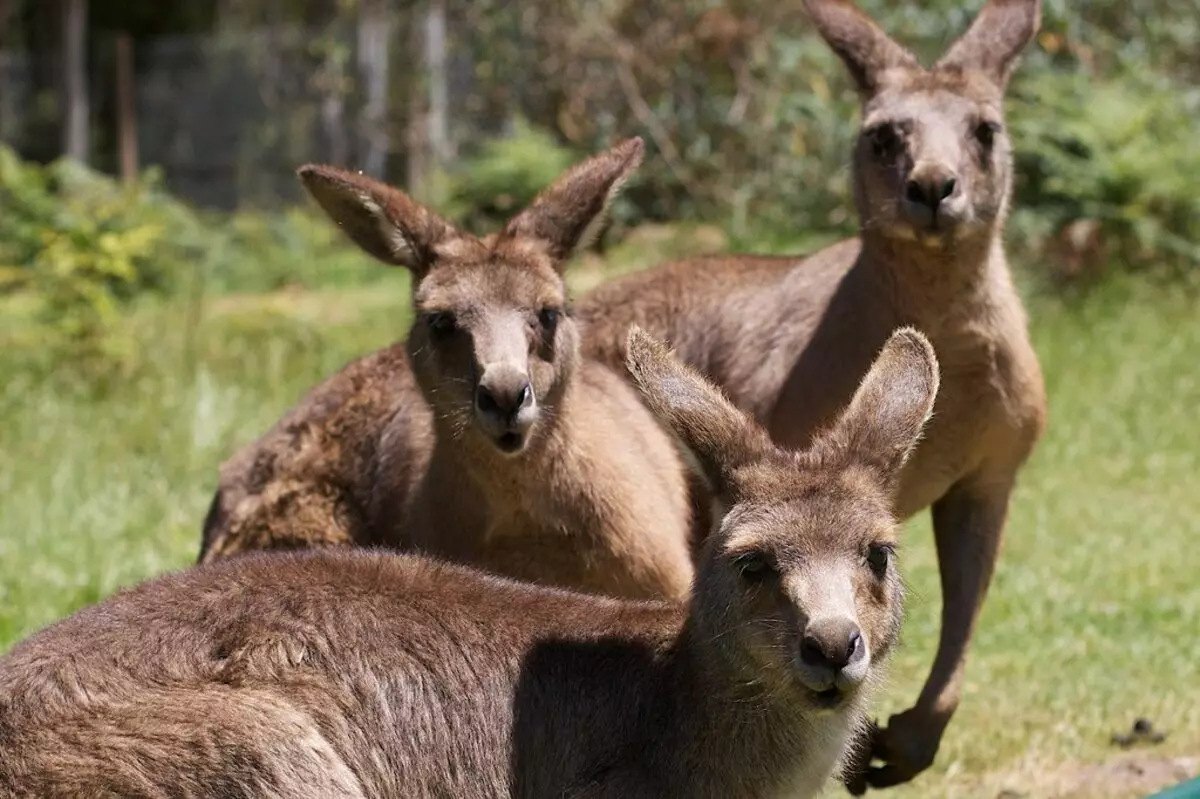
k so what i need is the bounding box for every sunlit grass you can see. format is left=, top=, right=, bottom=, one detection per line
left=0, top=266, right=1196, bottom=797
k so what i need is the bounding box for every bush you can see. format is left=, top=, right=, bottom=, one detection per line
left=0, top=146, right=207, bottom=363
left=440, top=118, right=579, bottom=235
left=199, top=205, right=380, bottom=295
left=1007, top=68, right=1200, bottom=282
left=0, top=146, right=388, bottom=372
left=466, top=0, right=1198, bottom=286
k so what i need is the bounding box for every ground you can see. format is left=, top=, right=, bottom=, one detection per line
left=0, top=248, right=1196, bottom=798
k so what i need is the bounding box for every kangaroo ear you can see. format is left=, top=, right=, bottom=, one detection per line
left=500, top=137, right=644, bottom=266
left=826, top=327, right=940, bottom=488
left=625, top=326, right=774, bottom=498
left=935, top=0, right=1041, bottom=88
left=297, top=165, right=460, bottom=274
left=804, top=0, right=919, bottom=96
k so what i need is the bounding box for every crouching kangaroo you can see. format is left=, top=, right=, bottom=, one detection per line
left=0, top=327, right=939, bottom=799
left=200, top=139, right=696, bottom=602
left=579, top=0, right=1048, bottom=788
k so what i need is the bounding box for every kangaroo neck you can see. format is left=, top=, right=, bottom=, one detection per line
left=645, top=617, right=855, bottom=797
left=855, top=226, right=1005, bottom=332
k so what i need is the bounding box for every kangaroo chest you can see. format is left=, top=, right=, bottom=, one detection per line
left=770, top=328, right=1019, bottom=521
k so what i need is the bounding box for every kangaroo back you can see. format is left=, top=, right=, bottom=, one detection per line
left=3, top=326, right=939, bottom=799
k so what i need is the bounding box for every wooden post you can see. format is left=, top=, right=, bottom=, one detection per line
left=115, top=31, right=138, bottom=183
left=61, top=0, right=88, bottom=162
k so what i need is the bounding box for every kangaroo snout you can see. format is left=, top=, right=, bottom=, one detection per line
left=475, top=364, right=537, bottom=452
left=797, top=616, right=868, bottom=695
left=902, top=162, right=963, bottom=229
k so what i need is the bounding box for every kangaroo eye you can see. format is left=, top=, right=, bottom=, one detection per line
left=733, top=551, right=776, bottom=582
left=866, top=124, right=902, bottom=160
left=538, top=307, right=560, bottom=333
left=974, top=121, right=1000, bottom=149
left=424, top=312, right=457, bottom=337
left=866, top=543, right=893, bottom=577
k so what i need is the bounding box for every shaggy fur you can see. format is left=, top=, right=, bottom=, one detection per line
left=201, top=140, right=696, bottom=602
left=1, top=328, right=938, bottom=799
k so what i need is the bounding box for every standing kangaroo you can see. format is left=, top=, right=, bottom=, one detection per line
left=200, top=139, right=696, bottom=602
left=0, top=327, right=939, bottom=799
left=580, top=0, right=1047, bottom=789
left=200, top=0, right=1045, bottom=787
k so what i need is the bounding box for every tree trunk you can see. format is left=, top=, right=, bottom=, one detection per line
left=424, top=0, right=449, bottom=170
left=61, top=0, right=88, bottom=162
left=356, top=0, right=391, bottom=177
left=115, top=31, right=138, bottom=183
left=0, top=0, right=14, bottom=40
left=320, top=52, right=348, bottom=166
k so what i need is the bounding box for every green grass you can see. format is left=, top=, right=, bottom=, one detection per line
left=0, top=263, right=1197, bottom=797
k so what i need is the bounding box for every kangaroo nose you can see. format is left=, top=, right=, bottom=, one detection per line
left=800, top=619, right=864, bottom=672
left=905, top=172, right=957, bottom=213
left=475, top=379, right=533, bottom=421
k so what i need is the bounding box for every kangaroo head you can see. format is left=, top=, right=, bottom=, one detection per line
left=298, top=138, right=644, bottom=457
left=627, top=326, right=939, bottom=711
left=805, top=0, right=1039, bottom=248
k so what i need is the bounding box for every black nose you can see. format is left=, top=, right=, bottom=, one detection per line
left=475, top=381, right=533, bottom=421
left=905, top=175, right=957, bottom=212
left=800, top=620, right=863, bottom=672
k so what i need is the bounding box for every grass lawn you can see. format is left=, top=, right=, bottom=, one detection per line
left=0, top=260, right=1196, bottom=797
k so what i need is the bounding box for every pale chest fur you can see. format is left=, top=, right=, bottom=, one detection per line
left=893, top=321, right=1044, bottom=518
left=767, top=713, right=857, bottom=799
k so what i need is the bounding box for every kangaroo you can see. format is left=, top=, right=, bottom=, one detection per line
left=0, top=326, right=938, bottom=799
left=200, top=139, right=697, bottom=603
left=578, top=0, right=1048, bottom=789
left=199, top=0, right=1045, bottom=786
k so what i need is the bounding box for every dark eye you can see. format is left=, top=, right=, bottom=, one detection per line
left=538, top=307, right=560, bottom=334
left=866, top=543, right=893, bottom=577
left=866, top=124, right=902, bottom=160
left=424, top=311, right=457, bottom=337
left=733, top=551, right=775, bottom=582
left=974, top=121, right=1000, bottom=150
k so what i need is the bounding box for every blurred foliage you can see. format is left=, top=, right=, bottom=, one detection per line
left=3, top=0, right=1197, bottom=320
left=0, top=144, right=382, bottom=370
left=1007, top=69, right=1200, bottom=282
left=457, top=0, right=1200, bottom=283
left=0, top=145, right=191, bottom=364
left=440, top=118, right=578, bottom=235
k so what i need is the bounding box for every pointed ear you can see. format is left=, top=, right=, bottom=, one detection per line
left=804, top=0, right=919, bottom=96
left=297, top=165, right=459, bottom=273
left=828, top=327, right=940, bottom=486
left=935, top=0, right=1040, bottom=88
left=500, top=137, right=644, bottom=265
left=625, top=326, right=774, bottom=497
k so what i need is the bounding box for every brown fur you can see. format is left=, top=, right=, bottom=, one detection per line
left=200, top=0, right=1046, bottom=787
left=0, top=327, right=938, bottom=799
left=580, top=0, right=1047, bottom=790
left=200, top=140, right=696, bottom=602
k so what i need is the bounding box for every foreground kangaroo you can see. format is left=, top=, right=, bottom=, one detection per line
left=580, top=0, right=1048, bottom=789
left=200, top=0, right=1045, bottom=786
left=0, top=327, right=938, bottom=799
left=200, top=140, right=696, bottom=601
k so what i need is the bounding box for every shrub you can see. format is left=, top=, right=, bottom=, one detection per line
left=0, top=147, right=206, bottom=364
left=1007, top=68, right=1200, bottom=282
left=440, top=118, right=579, bottom=235
left=0, top=146, right=385, bottom=371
